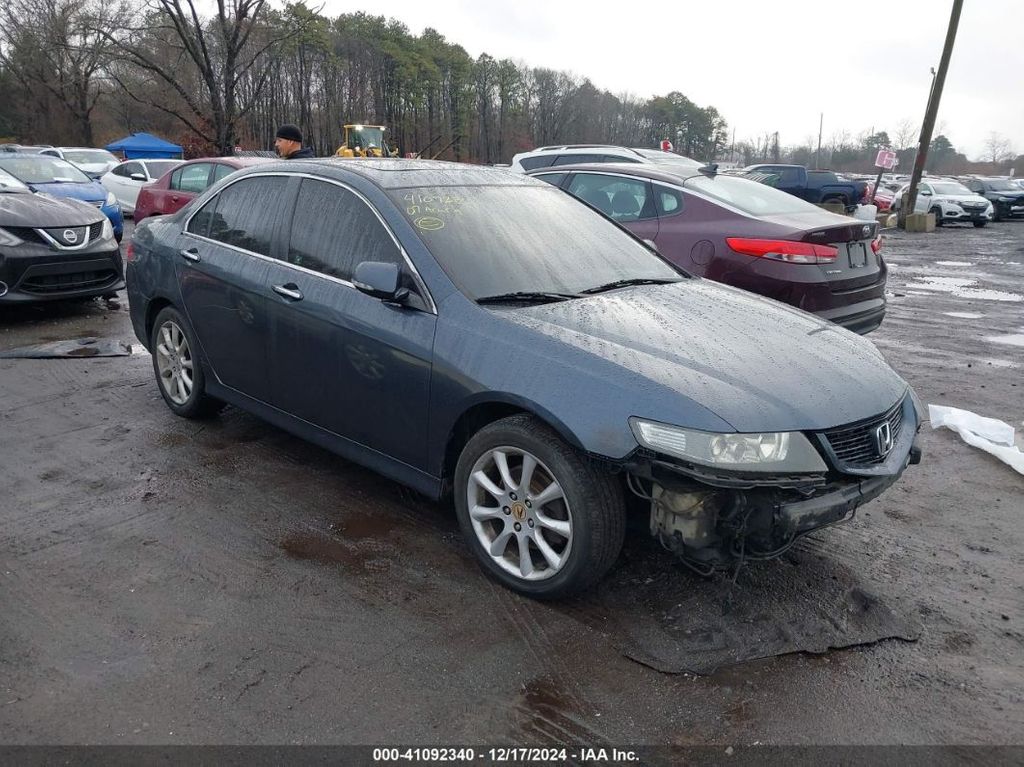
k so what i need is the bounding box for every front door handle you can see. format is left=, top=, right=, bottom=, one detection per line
left=179, top=247, right=200, bottom=263
left=272, top=283, right=303, bottom=301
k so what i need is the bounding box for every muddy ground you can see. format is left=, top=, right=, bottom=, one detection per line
left=1, top=220, right=1021, bottom=746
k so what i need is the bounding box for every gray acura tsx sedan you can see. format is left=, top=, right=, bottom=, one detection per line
left=126, top=159, right=922, bottom=599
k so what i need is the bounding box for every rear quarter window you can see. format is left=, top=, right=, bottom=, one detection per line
left=518, top=155, right=557, bottom=171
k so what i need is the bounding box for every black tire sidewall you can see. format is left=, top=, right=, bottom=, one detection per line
left=150, top=306, right=209, bottom=418
left=453, top=415, right=623, bottom=599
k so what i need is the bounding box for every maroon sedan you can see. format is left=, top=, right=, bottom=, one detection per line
left=529, top=163, right=886, bottom=335
left=134, top=156, right=274, bottom=221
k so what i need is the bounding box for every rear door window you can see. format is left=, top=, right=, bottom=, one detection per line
left=171, top=163, right=213, bottom=194
left=205, top=176, right=288, bottom=256
left=567, top=173, right=655, bottom=222
left=286, top=178, right=402, bottom=281
left=212, top=163, right=236, bottom=184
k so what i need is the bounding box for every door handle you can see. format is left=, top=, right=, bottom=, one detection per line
left=179, top=247, right=200, bottom=263
left=171, top=195, right=179, bottom=203
left=272, top=283, right=303, bottom=301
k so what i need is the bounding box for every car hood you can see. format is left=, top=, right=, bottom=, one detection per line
left=0, top=190, right=104, bottom=226
left=933, top=193, right=989, bottom=205
left=502, top=280, right=907, bottom=433
left=28, top=181, right=106, bottom=203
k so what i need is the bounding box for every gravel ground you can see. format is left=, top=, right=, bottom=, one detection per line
left=0, top=219, right=1021, bottom=746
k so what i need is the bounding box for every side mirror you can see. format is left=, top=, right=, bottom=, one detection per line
left=920, top=189, right=932, bottom=196
left=130, top=173, right=147, bottom=182
left=353, top=261, right=409, bottom=303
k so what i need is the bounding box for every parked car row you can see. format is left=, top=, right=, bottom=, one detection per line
left=888, top=178, right=994, bottom=226
left=124, top=157, right=922, bottom=598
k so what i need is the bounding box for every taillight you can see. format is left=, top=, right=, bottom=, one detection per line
left=725, top=237, right=838, bottom=264
left=124, top=241, right=134, bottom=262
left=870, top=235, right=882, bottom=255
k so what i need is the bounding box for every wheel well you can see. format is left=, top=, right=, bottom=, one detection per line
left=442, top=403, right=525, bottom=485
left=144, top=297, right=174, bottom=345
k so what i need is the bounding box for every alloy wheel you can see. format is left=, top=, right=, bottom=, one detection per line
left=466, top=446, right=573, bottom=581
left=155, top=320, right=194, bottom=406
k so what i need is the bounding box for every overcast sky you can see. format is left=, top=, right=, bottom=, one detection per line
left=318, top=0, right=1024, bottom=161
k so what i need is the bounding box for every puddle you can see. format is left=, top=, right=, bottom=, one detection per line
left=280, top=532, right=373, bottom=569
left=904, top=276, right=1022, bottom=302
left=985, top=334, right=1024, bottom=348
left=935, top=261, right=975, bottom=267
left=0, top=337, right=133, bottom=358
left=944, top=312, right=985, bottom=319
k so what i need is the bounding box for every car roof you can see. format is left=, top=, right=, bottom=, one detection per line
left=242, top=158, right=544, bottom=189
left=527, top=161, right=707, bottom=185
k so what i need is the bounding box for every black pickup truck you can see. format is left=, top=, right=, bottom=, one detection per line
left=742, top=164, right=868, bottom=213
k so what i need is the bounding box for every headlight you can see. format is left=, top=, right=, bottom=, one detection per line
left=630, top=418, right=827, bottom=473
left=100, top=217, right=113, bottom=241
left=0, top=227, right=23, bottom=247
left=105, top=191, right=117, bottom=207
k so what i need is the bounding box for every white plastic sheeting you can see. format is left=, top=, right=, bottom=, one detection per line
left=929, top=404, right=1024, bottom=476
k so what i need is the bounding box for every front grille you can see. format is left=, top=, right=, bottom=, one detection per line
left=40, top=225, right=88, bottom=247
left=5, top=226, right=47, bottom=245
left=89, top=221, right=104, bottom=240
left=821, top=399, right=905, bottom=468
left=21, top=269, right=118, bottom=294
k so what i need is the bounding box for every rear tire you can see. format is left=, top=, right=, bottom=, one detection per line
left=150, top=306, right=224, bottom=419
left=453, top=414, right=626, bottom=599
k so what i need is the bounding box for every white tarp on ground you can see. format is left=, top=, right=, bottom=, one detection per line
left=929, top=404, right=1024, bottom=476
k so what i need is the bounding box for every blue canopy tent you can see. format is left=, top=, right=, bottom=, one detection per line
left=105, top=133, right=184, bottom=160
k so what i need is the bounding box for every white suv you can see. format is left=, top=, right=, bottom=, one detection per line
left=510, top=145, right=703, bottom=173
left=891, top=178, right=993, bottom=227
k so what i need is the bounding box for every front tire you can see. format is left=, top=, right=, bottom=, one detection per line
left=453, top=414, right=626, bottom=599
left=973, top=220, right=987, bottom=228
left=150, top=306, right=223, bottom=419
left=930, top=207, right=944, bottom=227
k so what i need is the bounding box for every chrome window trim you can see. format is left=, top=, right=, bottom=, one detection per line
left=181, top=171, right=437, bottom=315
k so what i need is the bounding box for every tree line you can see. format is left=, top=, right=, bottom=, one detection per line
left=0, top=0, right=728, bottom=163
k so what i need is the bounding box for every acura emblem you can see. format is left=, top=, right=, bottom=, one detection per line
left=63, top=228, right=78, bottom=244
left=874, top=422, right=894, bottom=457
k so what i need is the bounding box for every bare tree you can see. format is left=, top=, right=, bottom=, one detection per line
left=103, top=0, right=312, bottom=155
left=892, top=118, right=918, bottom=151
left=0, top=0, right=126, bottom=144
left=984, top=131, right=1014, bottom=164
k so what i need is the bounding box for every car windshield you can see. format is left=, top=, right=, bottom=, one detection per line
left=387, top=185, right=681, bottom=300
left=63, top=149, right=117, bottom=165
left=985, top=179, right=1019, bottom=192
left=931, top=182, right=972, bottom=195
left=143, top=160, right=180, bottom=178
left=684, top=175, right=823, bottom=216
left=0, top=156, right=92, bottom=184
left=0, top=168, right=29, bottom=191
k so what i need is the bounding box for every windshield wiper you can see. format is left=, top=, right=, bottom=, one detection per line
left=578, top=277, right=680, bottom=295
left=476, top=291, right=580, bottom=305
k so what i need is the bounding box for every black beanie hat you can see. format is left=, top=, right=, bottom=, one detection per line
left=276, top=124, right=303, bottom=143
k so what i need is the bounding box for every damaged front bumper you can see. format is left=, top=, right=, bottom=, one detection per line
left=627, top=396, right=923, bottom=571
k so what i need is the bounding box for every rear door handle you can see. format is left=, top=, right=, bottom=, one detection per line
left=171, top=195, right=180, bottom=203
left=179, top=247, right=200, bottom=263
left=272, top=283, right=303, bottom=301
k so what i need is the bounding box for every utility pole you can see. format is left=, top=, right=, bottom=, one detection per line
left=903, top=0, right=963, bottom=226
left=815, top=113, right=823, bottom=169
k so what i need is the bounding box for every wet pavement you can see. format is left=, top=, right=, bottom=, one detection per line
left=1, top=220, right=1022, bottom=745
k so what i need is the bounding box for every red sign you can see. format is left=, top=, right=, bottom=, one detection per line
left=875, top=149, right=897, bottom=169
left=660, top=139, right=674, bottom=152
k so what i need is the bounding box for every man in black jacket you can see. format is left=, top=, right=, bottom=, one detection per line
left=274, top=124, right=315, bottom=159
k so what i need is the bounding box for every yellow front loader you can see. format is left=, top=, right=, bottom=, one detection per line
left=335, top=124, right=398, bottom=158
